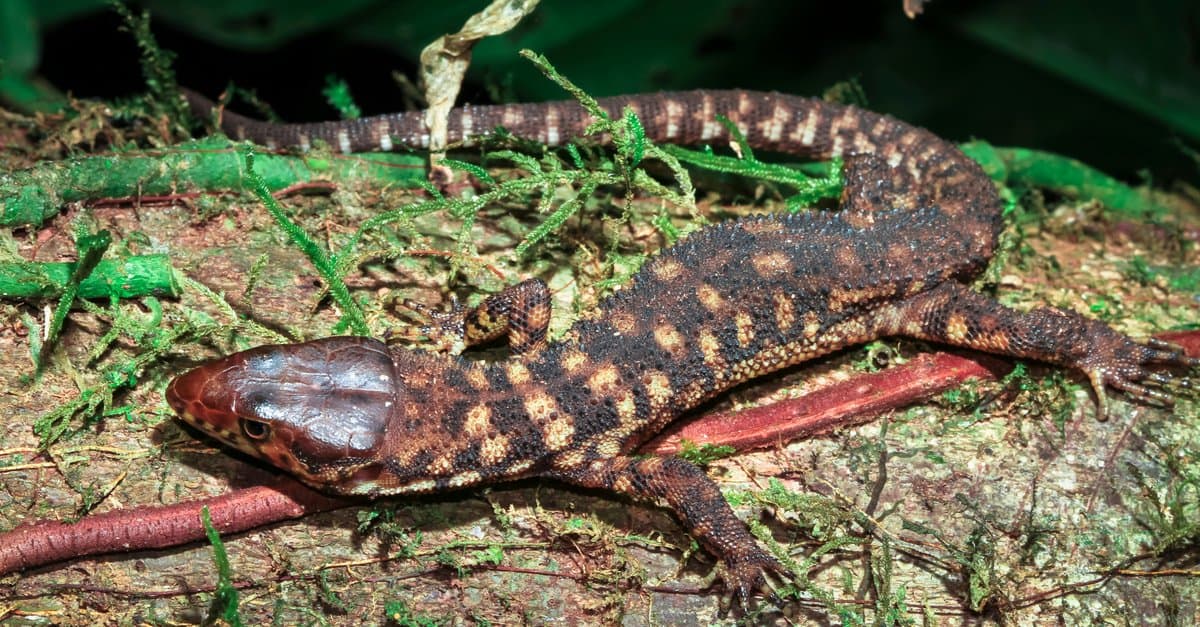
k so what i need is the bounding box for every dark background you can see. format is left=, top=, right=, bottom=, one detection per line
left=3, top=0, right=1198, bottom=182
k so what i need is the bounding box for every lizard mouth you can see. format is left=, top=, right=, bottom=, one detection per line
left=166, top=369, right=264, bottom=460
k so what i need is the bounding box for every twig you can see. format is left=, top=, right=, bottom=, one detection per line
left=0, top=479, right=347, bottom=576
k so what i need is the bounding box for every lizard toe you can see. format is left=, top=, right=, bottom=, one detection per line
left=1081, top=336, right=1197, bottom=419
left=724, top=546, right=789, bottom=611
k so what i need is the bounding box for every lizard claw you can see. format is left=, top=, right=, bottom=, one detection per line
left=722, top=546, right=790, bottom=612
left=385, top=296, right=469, bottom=354
left=1080, top=334, right=1198, bottom=420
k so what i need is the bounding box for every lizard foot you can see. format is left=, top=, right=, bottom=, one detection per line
left=385, top=296, right=468, bottom=354
left=1078, top=334, right=1198, bottom=419
left=722, top=545, right=790, bottom=611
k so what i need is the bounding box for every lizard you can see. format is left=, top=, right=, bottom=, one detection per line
left=167, top=88, right=1197, bottom=604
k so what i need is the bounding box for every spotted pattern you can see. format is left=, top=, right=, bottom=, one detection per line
left=171, top=87, right=1198, bottom=605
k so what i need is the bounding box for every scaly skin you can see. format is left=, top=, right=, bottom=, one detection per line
left=168, top=90, right=1198, bottom=604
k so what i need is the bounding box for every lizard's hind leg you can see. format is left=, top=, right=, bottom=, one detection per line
left=871, top=282, right=1198, bottom=418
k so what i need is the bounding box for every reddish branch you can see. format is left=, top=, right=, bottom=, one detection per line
left=1, top=332, right=1196, bottom=578
left=645, top=350, right=1011, bottom=455
left=0, top=480, right=347, bottom=576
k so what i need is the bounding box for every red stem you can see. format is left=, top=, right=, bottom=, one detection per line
left=643, top=350, right=1012, bottom=455
left=0, top=480, right=346, bottom=576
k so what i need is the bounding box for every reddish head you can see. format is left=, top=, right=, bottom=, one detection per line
left=166, top=336, right=397, bottom=489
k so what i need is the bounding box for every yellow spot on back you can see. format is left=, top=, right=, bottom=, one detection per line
left=481, top=435, right=511, bottom=465
left=750, top=251, right=791, bottom=277
left=615, top=390, right=638, bottom=422
left=735, top=311, right=755, bottom=347
left=791, top=110, right=820, bottom=145
left=736, top=92, right=752, bottom=116
left=803, top=311, right=821, bottom=338
left=464, top=404, right=492, bottom=437
left=506, top=361, right=531, bottom=385
left=981, top=331, right=1010, bottom=352
left=773, top=292, right=796, bottom=333
left=842, top=318, right=868, bottom=340
left=543, top=415, right=576, bottom=451
left=430, top=453, right=456, bottom=475
left=553, top=449, right=587, bottom=470
left=465, top=366, right=490, bottom=390
left=829, top=283, right=898, bottom=313
left=699, top=93, right=716, bottom=130
left=946, top=313, right=970, bottom=342
left=834, top=248, right=858, bottom=270
left=588, top=364, right=621, bottom=395
left=698, top=329, right=725, bottom=369
left=405, top=371, right=432, bottom=389
left=852, top=131, right=873, bottom=153
left=502, top=107, right=524, bottom=127
left=593, top=439, right=621, bottom=457
left=887, top=242, right=915, bottom=267
left=654, top=323, right=685, bottom=354
left=524, top=390, right=559, bottom=423
left=664, top=99, right=683, bottom=138
left=560, top=348, right=588, bottom=373
left=696, top=283, right=726, bottom=313
left=652, top=258, right=684, bottom=282
left=610, top=311, right=637, bottom=334
left=643, top=371, right=673, bottom=410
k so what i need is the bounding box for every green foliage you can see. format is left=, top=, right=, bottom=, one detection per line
left=961, top=529, right=997, bottom=613
left=434, top=546, right=464, bottom=577
left=201, top=506, right=245, bottom=627
left=3, top=0, right=1197, bottom=180
left=111, top=1, right=186, bottom=123
left=316, top=570, right=350, bottom=613
left=0, top=136, right=426, bottom=228
left=901, top=519, right=998, bottom=613
left=322, top=75, right=361, bottom=120
left=472, top=544, right=504, bottom=566
left=356, top=505, right=426, bottom=560
left=241, top=145, right=370, bottom=335
left=958, top=142, right=1172, bottom=220
left=324, top=51, right=705, bottom=287
left=661, top=115, right=843, bottom=213
left=514, top=179, right=598, bottom=258
left=939, top=383, right=983, bottom=415
left=620, top=108, right=645, bottom=168
left=439, top=157, right=495, bottom=186
left=1123, top=426, right=1200, bottom=560
left=31, top=271, right=284, bottom=448
left=33, top=300, right=196, bottom=446
left=37, top=223, right=111, bottom=368
left=747, top=478, right=857, bottom=539
left=675, top=440, right=736, bottom=467
left=0, top=255, right=178, bottom=300
left=1122, top=256, right=1200, bottom=297
left=384, top=600, right=443, bottom=627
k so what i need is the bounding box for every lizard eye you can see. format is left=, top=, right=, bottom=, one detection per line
left=240, top=418, right=271, bottom=440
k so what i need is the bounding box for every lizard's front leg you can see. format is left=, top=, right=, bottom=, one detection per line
left=395, top=278, right=552, bottom=356
left=547, top=455, right=786, bottom=605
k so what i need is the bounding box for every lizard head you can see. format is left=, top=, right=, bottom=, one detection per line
left=166, top=336, right=396, bottom=491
